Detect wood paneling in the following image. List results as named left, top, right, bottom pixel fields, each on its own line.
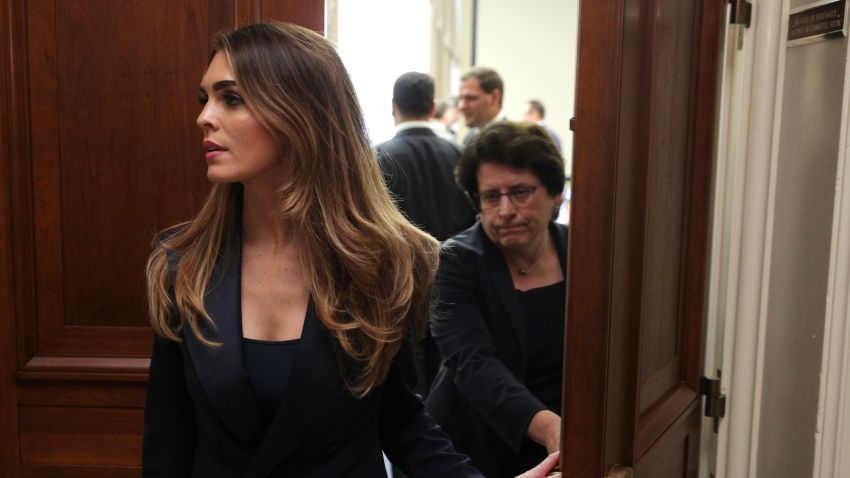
left=637, top=0, right=698, bottom=422
left=1, top=0, right=21, bottom=472
left=17, top=381, right=146, bottom=408
left=21, top=433, right=141, bottom=466
left=22, top=0, right=215, bottom=361
left=20, top=406, right=144, bottom=435
left=21, top=466, right=139, bottom=478
left=17, top=382, right=146, bottom=468
left=564, top=0, right=723, bottom=475
left=634, top=402, right=700, bottom=478
left=257, top=0, right=324, bottom=31
left=1, top=1, right=324, bottom=474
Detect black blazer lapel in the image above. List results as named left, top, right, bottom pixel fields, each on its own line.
left=246, top=302, right=348, bottom=477
left=182, top=240, right=267, bottom=448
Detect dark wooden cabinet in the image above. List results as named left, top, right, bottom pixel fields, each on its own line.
left=0, top=1, right=323, bottom=475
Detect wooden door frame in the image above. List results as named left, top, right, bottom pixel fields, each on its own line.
left=1, top=0, right=25, bottom=472
left=563, top=0, right=725, bottom=475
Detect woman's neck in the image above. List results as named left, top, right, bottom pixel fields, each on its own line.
left=505, top=229, right=563, bottom=289
left=241, top=181, right=289, bottom=249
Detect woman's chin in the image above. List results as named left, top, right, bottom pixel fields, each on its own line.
left=206, top=169, right=237, bottom=184
left=496, top=235, right=528, bottom=251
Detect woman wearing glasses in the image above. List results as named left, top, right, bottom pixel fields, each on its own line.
left=426, top=122, right=567, bottom=478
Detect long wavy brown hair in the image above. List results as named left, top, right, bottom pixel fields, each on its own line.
left=146, top=22, right=439, bottom=397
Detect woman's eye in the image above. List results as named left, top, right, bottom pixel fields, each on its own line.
left=481, top=192, right=500, bottom=203
left=224, top=94, right=244, bottom=106
left=197, top=95, right=208, bottom=105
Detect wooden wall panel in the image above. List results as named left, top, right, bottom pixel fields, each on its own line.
left=2, top=0, right=25, bottom=474
left=634, top=402, right=700, bottom=478
left=21, top=466, right=139, bottom=478
left=17, top=381, right=146, bottom=469
left=1, top=0, right=324, bottom=475
left=258, top=0, right=324, bottom=31
left=19, top=406, right=144, bottom=435
left=22, top=0, right=216, bottom=360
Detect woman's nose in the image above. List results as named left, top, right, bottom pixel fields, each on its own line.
left=496, top=195, right=516, bottom=215
left=196, top=104, right=216, bottom=130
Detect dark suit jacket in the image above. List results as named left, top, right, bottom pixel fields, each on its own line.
left=142, top=239, right=482, bottom=478
left=376, top=126, right=477, bottom=399
left=425, top=222, right=568, bottom=477
left=376, top=127, right=475, bottom=242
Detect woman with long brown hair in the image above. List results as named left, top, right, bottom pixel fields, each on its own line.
left=142, top=22, right=558, bottom=477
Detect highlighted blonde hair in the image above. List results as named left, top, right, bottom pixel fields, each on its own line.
left=146, top=22, right=439, bottom=397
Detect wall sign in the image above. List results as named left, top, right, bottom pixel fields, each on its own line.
left=788, top=0, right=847, bottom=46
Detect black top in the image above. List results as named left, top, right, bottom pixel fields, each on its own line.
left=517, top=280, right=566, bottom=413
left=242, top=337, right=301, bottom=419
left=494, top=280, right=565, bottom=476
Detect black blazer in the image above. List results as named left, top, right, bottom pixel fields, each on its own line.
left=425, top=222, right=568, bottom=477
left=143, top=240, right=481, bottom=478
left=376, top=127, right=475, bottom=242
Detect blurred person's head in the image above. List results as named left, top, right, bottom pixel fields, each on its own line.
left=392, top=71, right=435, bottom=124
left=522, top=99, right=546, bottom=123
left=434, top=96, right=459, bottom=128
left=458, top=67, right=503, bottom=128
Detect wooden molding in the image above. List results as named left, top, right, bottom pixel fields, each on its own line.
left=17, top=356, right=150, bottom=382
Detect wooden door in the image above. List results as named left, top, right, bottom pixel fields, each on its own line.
left=0, top=1, right=323, bottom=475
left=563, top=0, right=724, bottom=476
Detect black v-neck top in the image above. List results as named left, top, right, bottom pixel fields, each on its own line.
left=516, top=279, right=566, bottom=413
left=242, top=337, right=301, bottom=418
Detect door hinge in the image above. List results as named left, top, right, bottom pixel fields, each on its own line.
left=730, top=0, right=752, bottom=28
left=700, top=375, right=726, bottom=432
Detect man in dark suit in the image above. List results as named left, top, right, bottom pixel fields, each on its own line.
left=377, top=72, right=475, bottom=243
left=376, top=72, right=476, bottom=397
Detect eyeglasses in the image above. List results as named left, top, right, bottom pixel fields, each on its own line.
left=475, top=185, right=539, bottom=210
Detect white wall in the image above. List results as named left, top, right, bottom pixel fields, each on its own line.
left=474, top=0, right=578, bottom=173
left=756, top=1, right=846, bottom=476
left=334, top=0, right=431, bottom=145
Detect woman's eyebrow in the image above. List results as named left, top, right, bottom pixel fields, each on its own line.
left=199, top=80, right=238, bottom=93
left=212, top=80, right=237, bottom=91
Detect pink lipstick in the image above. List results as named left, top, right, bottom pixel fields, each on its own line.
left=203, top=140, right=227, bottom=161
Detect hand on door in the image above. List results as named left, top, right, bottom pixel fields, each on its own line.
left=515, top=451, right=561, bottom=478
